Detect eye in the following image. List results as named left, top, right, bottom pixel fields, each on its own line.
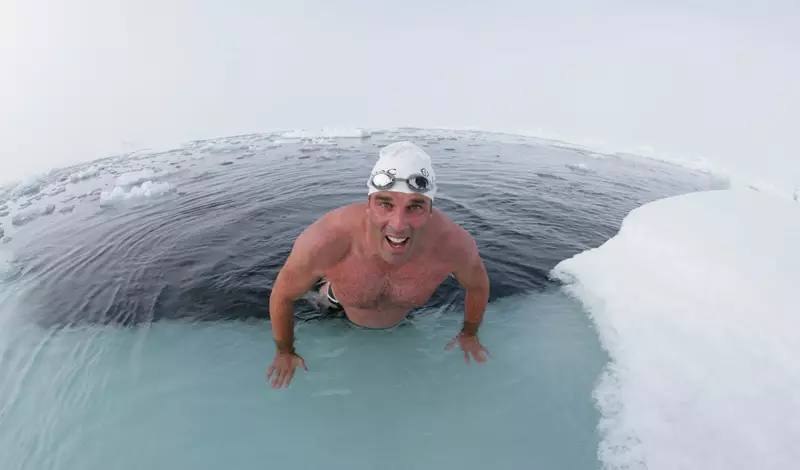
left=381, top=202, right=392, bottom=209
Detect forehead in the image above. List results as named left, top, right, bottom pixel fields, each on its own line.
left=372, top=191, right=430, bottom=206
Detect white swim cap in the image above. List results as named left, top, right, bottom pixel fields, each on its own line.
left=367, top=141, right=437, bottom=201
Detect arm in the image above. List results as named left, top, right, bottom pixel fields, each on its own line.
left=451, top=230, right=490, bottom=336
left=269, top=218, right=349, bottom=354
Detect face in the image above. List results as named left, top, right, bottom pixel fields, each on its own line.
left=365, top=191, right=433, bottom=264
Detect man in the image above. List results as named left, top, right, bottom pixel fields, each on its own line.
left=266, top=141, right=491, bottom=389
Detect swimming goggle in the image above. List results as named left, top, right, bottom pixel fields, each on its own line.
left=369, top=170, right=433, bottom=193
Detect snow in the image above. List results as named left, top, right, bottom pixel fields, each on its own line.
left=550, top=189, right=800, bottom=470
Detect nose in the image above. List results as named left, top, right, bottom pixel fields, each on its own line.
left=387, top=208, right=408, bottom=232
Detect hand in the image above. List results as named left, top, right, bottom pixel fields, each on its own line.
left=446, top=332, right=491, bottom=364
left=266, top=350, right=308, bottom=389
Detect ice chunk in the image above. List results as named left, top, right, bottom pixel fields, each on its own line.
left=100, top=181, right=173, bottom=205
left=0, top=227, right=3, bottom=238
left=45, top=186, right=66, bottom=196
left=207, top=143, right=250, bottom=154
left=11, top=204, right=56, bottom=226
left=68, top=165, right=101, bottom=182
left=10, top=175, right=47, bottom=199
left=565, top=163, right=594, bottom=173
left=550, top=189, right=800, bottom=470
left=116, top=170, right=157, bottom=187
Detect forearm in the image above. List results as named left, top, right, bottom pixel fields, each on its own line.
left=461, top=286, right=489, bottom=335
left=269, top=296, right=296, bottom=354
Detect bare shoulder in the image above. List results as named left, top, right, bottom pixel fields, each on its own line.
left=287, top=204, right=361, bottom=275
left=430, top=209, right=488, bottom=290
left=430, top=209, right=480, bottom=265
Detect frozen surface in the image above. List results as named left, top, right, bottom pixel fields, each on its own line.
left=551, top=189, right=800, bottom=470
left=282, top=127, right=372, bottom=139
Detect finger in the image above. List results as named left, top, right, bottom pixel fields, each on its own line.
left=473, top=349, right=487, bottom=363
left=287, top=366, right=296, bottom=387
left=445, top=340, right=455, bottom=350
left=482, top=346, right=492, bottom=358
left=281, top=366, right=293, bottom=388
left=300, top=358, right=309, bottom=372
left=464, top=350, right=470, bottom=364
left=277, top=370, right=287, bottom=389
left=271, top=370, right=282, bottom=389
left=266, top=365, right=274, bottom=380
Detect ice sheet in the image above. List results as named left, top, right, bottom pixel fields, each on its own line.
left=551, top=189, right=800, bottom=470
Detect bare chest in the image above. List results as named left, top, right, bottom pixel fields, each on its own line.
left=326, top=254, right=453, bottom=310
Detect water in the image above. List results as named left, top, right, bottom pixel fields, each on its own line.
left=0, top=128, right=711, bottom=469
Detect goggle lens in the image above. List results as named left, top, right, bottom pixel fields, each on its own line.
left=372, top=172, right=394, bottom=188
left=409, top=176, right=428, bottom=190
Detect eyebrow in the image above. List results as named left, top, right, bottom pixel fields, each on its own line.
left=374, top=195, right=427, bottom=206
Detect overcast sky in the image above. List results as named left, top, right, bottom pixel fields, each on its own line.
left=1, top=0, right=798, bottom=191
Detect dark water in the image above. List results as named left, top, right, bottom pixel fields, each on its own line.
left=0, top=128, right=713, bottom=470
left=1, top=129, right=710, bottom=328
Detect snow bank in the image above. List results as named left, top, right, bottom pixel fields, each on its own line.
left=550, top=189, right=800, bottom=470
left=281, top=127, right=372, bottom=139
left=100, top=181, right=173, bottom=205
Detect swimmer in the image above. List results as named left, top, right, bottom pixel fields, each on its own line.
left=266, top=141, right=491, bottom=389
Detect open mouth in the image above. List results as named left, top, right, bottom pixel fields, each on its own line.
left=385, top=236, right=409, bottom=248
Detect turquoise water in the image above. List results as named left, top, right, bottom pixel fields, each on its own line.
left=1, top=290, right=606, bottom=470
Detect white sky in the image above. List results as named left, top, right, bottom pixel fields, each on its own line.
left=1, top=0, right=798, bottom=192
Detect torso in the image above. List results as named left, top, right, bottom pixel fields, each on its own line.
left=320, top=204, right=460, bottom=328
